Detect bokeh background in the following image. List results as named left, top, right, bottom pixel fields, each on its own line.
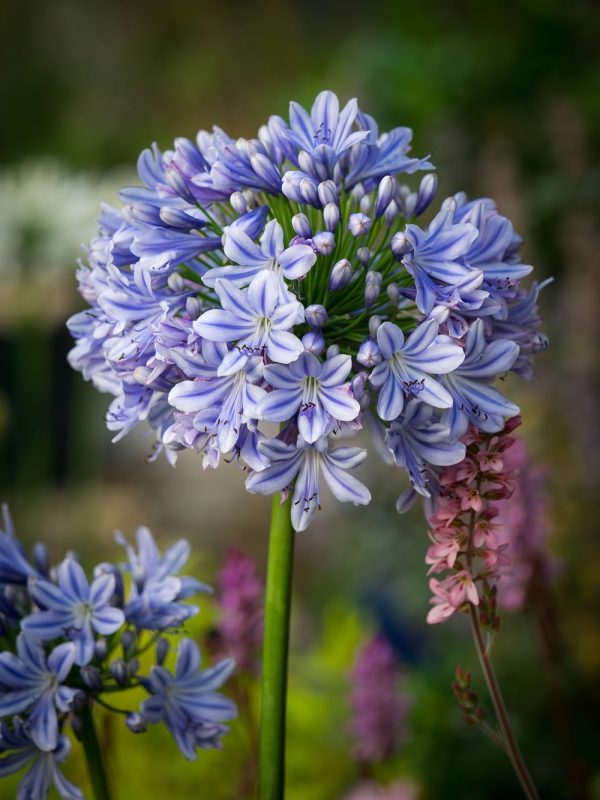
left=1, top=1, right=599, bottom=798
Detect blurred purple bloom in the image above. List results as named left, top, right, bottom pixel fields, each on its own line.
left=22, top=559, right=124, bottom=666
left=140, top=638, right=237, bottom=759
left=0, top=505, right=41, bottom=586
left=0, top=635, right=76, bottom=752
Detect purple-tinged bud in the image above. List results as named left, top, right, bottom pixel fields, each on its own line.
left=387, top=283, right=400, bottom=304
left=359, top=393, right=371, bottom=411
left=364, top=271, right=382, bottom=307
left=128, top=658, right=140, bottom=676
left=375, top=175, right=397, bottom=217
left=312, top=231, right=335, bottom=255
left=110, top=659, right=128, bottom=687
left=33, top=542, right=49, bottom=576
left=298, top=150, right=317, bottom=176
left=168, top=272, right=185, bottom=293
left=390, top=231, right=412, bottom=258
left=81, top=665, right=103, bottom=692
left=302, top=330, right=325, bottom=356
left=230, top=191, right=247, bottom=215
left=121, top=630, right=136, bottom=656
left=357, top=246, right=371, bottom=266
left=413, top=173, right=438, bottom=216
left=305, top=304, right=328, bottom=327
left=403, top=193, right=417, bottom=216
left=242, top=189, right=257, bottom=209
left=126, top=713, right=147, bottom=734
left=384, top=200, right=400, bottom=227
left=186, top=296, right=202, bottom=318
left=351, top=371, right=368, bottom=399
left=323, top=203, right=340, bottom=232
left=292, top=213, right=312, bottom=239
left=348, top=213, right=372, bottom=237
left=360, top=194, right=372, bottom=215
left=250, top=152, right=281, bottom=188
left=282, top=171, right=319, bottom=206
left=368, top=315, right=382, bottom=338
left=300, top=177, right=319, bottom=206
left=357, top=337, right=382, bottom=367
left=93, top=562, right=123, bottom=605
left=318, top=180, right=338, bottom=207
left=156, top=638, right=169, bottom=666
left=328, top=258, right=353, bottom=291
left=326, top=344, right=340, bottom=359
left=71, top=691, right=88, bottom=715
left=94, top=638, right=108, bottom=661
left=350, top=182, right=366, bottom=204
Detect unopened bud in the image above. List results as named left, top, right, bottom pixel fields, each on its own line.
left=229, top=191, right=247, bottom=215
left=110, top=659, right=128, bottom=687
left=357, top=246, right=370, bottom=266
left=357, top=337, right=382, bottom=367
left=387, top=283, right=400, bottom=304
left=348, top=213, right=372, bottom=237
left=375, top=175, right=397, bottom=217
left=81, top=665, right=103, bottom=692
left=323, top=203, right=340, bottom=232
left=328, top=259, right=353, bottom=291
left=32, top=542, right=50, bottom=576
left=390, top=231, right=412, bottom=258
left=350, top=182, right=366, bottom=204
left=121, top=630, right=136, bottom=656
left=312, top=231, right=335, bottom=255
left=305, top=304, right=328, bottom=327
left=302, top=330, right=325, bottom=356
left=326, top=344, right=340, bottom=359
left=126, top=713, right=147, bottom=734
left=292, top=213, right=311, bottom=239
left=384, top=199, right=400, bottom=227
left=414, top=173, right=438, bottom=216
left=318, top=180, right=338, bottom=207
left=359, top=194, right=372, bottom=215
left=368, top=315, right=382, bottom=338
left=94, top=638, right=108, bottom=661
left=364, top=271, right=382, bottom=307
left=156, top=638, right=169, bottom=666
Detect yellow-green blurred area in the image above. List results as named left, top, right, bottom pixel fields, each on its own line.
left=0, top=0, right=599, bottom=798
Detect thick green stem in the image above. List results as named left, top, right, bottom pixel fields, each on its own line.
left=80, top=703, right=112, bottom=800
left=258, top=494, right=295, bottom=800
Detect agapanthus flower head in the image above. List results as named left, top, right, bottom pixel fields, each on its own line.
left=68, top=89, right=549, bottom=531
left=0, top=508, right=237, bottom=798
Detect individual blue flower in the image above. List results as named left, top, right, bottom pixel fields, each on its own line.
left=0, top=505, right=41, bottom=586
left=245, top=436, right=371, bottom=532
left=399, top=199, right=481, bottom=314
left=116, top=526, right=210, bottom=631
left=0, top=634, right=76, bottom=751
left=22, top=559, right=124, bottom=666
left=202, top=218, right=316, bottom=288
left=0, top=719, right=83, bottom=800
left=440, top=319, right=520, bottom=439
left=140, top=638, right=236, bottom=759
left=385, top=401, right=466, bottom=498
left=369, top=320, right=465, bottom=421
left=258, top=351, right=360, bottom=443
left=194, top=271, right=305, bottom=364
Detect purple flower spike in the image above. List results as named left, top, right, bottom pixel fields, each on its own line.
left=22, top=558, right=124, bottom=666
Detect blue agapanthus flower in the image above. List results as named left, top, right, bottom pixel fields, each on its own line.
left=140, top=638, right=237, bottom=759
left=67, top=89, right=549, bottom=529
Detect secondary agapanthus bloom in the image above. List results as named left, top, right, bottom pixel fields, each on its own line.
left=140, top=638, right=237, bottom=759
left=22, top=558, right=124, bottom=666
left=67, top=89, right=549, bottom=530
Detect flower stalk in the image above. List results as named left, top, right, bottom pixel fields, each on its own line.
left=258, top=493, right=295, bottom=800
left=80, top=703, right=112, bottom=800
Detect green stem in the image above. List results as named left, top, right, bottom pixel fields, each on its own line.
left=80, top=703, right=112, bottom=800
left=258, top=493, right=295, bottom=800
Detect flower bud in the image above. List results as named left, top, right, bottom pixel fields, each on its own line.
left=383, top=199, right=400, bottom=227
left=359, top=393, right=371, bottom=411
left=229, top=191, right=247, bottom=215
left=305, top=304, right=328, bottom=327
left=368, top=315, right=382, bottom=338
left=375, top=175, right=397, bottom=217
left=318, top=180, right=338, bottom=207
left=323, top=202, right=340, bottom=232
left=186, top=296, right=202, bottom=319
left=348, top=213, right=372, bottom=237
left=300, top=177, right=319, bottom=206
left=413, top=173, right=438, bottom=216
left=94, top=638, right=108, bottom=661
left=242, top=189, right=257, bottom=209
left=312, top=231, right=335, bottom=255
left=350, top=182, right=366, bottom=204
left=126, top=713, right=147, bottom=734
left=328, top=258, right=353, bottom=291
left=250, top=152, right=280, bottom=188
left=359, top=194, right=372, bottom=215
left=92, top=562, right=124, bottom=606
left=403, top=192, right=417, bottom=216
left=121, top=629, right=136, bottom=656
left=128, top=658, right=140, bottom=676
left=302, top=330, right=325, bottom=356
left=292, top=213, right=311, bottom=239
left=156, top=638, right=170, bottom=666
left=326, top=344, right=340, bottom=359
left=71, top=691, right=88, bottom=714
left=351, top=371, right=368, bottom=399
left=390, top=231, right=412, bottom=258
left=357, top=337, right=382, bottom=367
left=81, top=665, right=103, bottom=692
left=387, top=283, right=400, bottom=304
left=33, top=542, right=50, bottom=576
left=110, top=659, right=129, bottom=687
left=167, top=272, right=185, bottom=293
left=357, top=246, right=371, bottom=266
left=364, top=271, right=382, bottom=307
